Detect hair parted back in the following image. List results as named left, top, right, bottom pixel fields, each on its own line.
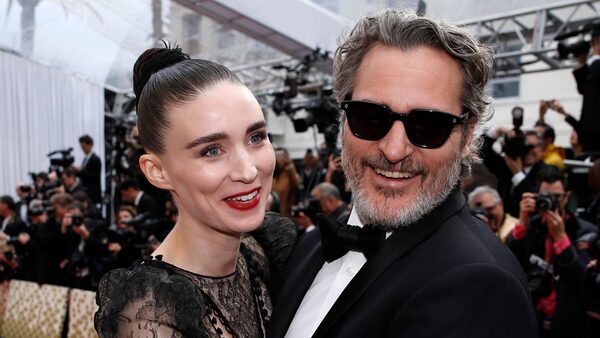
left=133, top=41, right=242, bottom=154
left=333, top=9, right=494, bottom=163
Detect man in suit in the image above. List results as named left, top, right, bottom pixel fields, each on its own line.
left=268, top=9, right=538, bottom=338
left=119, top=179, right=160, bottom=219
left=572, top=28, right=600, bottom=153
left=73, top=134, right=102, bottom=204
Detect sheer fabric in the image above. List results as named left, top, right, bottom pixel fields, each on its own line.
left=95, top=213, right=296, bottom=338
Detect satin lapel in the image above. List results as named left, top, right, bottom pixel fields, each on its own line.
left=312, top=190, right=466, bottom=338
left=268, top=230, right=325, bottom=338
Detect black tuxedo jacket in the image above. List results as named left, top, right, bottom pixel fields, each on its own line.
left=573, top=60, right=600, bottom=152
left=79, top=153, right=102, bottom=203
left=268, top=191, right=538, bottom=338
left=136, top=193, right=160, bottom=219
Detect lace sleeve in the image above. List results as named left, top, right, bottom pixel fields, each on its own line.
left=250, top=212, right=297, bottom=282
left=95, top=262, right=209, bottom=338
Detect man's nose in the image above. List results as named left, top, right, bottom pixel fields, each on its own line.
left=376, top=121, right=415, bottom=163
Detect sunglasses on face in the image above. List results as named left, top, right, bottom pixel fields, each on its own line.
left=341, top=100, right=469, bottom=149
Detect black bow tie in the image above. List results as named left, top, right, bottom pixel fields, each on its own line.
left=318, top=213, right=385, bottom=263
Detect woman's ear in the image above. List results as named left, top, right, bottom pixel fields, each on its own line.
left=139, top=154, right=173, bottom=190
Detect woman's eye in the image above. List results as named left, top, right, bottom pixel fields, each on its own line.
left=200, top=145, right=222, bottom=157
left=249, top=132, right=267, bottom=145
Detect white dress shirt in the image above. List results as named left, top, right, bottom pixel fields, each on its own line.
left=285, top=208, right=367, bottom=338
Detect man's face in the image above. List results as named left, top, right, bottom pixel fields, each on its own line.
left=524, top=134, right=543, bottom=166
left=80, top=142, right=92, bottom=155
left=312, top=190, right=334, bottom=215
left=470, top=192, right=503, bottom=232
left=120, top=188, right=136, bottom=203
left=62, top=174, right=75, bottom=189
left=342, top=45, right=472, bottom=229
left=0, top=202, right=7, bottom=217
left=539, top=181, right=569, bottom=215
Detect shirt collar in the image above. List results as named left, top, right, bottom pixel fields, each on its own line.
left=587, top=54, right=600, bottom=66
left=134, top=191, right=143, bottom=206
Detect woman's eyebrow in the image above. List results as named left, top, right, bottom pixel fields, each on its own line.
left=184, top=132, right=226, bottom=150
left=247, top=121, right=267, bottom=133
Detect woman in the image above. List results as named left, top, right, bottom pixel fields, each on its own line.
left=95, top=45, right=295, bottom=338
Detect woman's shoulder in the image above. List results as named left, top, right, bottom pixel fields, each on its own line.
left=95, top=258, right=208, bottom=337
left=247, top=212, right=297, bottom=277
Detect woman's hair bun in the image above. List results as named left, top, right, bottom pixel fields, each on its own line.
left=133, top=41, right=190, bottom=107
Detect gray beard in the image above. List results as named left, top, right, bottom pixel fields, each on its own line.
left=342, top=147, right=462, bottom=232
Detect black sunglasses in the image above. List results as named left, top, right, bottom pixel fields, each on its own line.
left=341, top=100, right=469, bottom=149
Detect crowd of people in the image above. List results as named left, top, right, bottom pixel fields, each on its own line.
left=2, top=8, right=600, bottom=338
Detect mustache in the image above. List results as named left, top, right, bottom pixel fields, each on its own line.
left=361, top=155, right=428, bottom=176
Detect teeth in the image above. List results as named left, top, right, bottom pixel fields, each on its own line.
left=229, top=190, right=258, bottom=202
left=374, top=168, right=414, bottom=179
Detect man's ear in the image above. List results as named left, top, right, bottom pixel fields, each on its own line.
left=139, top=154, right=173, bottom=191
left=462, top=123, right=476, bottom=159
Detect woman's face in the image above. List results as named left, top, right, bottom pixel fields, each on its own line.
left=157, top=82, right=275, bottom=236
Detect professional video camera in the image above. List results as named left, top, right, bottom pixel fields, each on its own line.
left=555, top=21, right=600, bottom=60
left=265, top=49, right=340, bottom=155
left=47, top=148, right=75, bottom=169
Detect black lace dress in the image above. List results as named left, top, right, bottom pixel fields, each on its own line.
left=94, top=212, right=296, bottom=338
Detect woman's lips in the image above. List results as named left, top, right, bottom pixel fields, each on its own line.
left=224, top=188, right=261, bottom=211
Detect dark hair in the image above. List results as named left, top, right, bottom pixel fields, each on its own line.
left=79, top=134, right=94, bottom=145
left=133, top=43, right=243, bottom=154
left=50, top=193, right=74, bottom=208
left=538, top=166, right=566, bottom=189
left=119, top=178, right=141, bottom=192
left=542, top=126, right=556, bottom=143
left=63, top=166, right=77, bottom=178
left=0, top=195, right=15, bottom=211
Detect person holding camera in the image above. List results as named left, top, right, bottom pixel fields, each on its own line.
left=0, top=195, right=32, bottom=280
left=572, top=28, right=600, bottom=154
left=481, top=127, right=553, bottom=216
left=508, top=167, right=598, bottom=337
left=468, top=186, right=518, bottom=243
left=103, top=206, right=142, bottom=271
left=27, top=199, right=62, bottom=285
left=293, top=182, right=350, bottom=235
left=58, top=202, right=106, bottom=290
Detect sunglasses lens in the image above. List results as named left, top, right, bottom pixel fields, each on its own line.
left=405, top=110, right=458, bottom=148
left=343, top=101, right=391, bottom=140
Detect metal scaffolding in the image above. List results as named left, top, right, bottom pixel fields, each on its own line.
left=459, top=0, right=600, bottom=78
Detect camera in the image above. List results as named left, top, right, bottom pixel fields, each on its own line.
left=502, top=135, right=533, bottom=160
left=535, top=193, right=558, bottom=212
left=19, top=185, right=32, bottom=193
left=71, top=214, right=84, bottom=227
left=291, top=197, right=322, bottom=221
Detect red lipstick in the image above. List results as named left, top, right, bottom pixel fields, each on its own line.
left=223, top=188, right=261, bottom=211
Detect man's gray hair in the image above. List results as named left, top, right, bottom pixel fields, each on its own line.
left=467, top=186, right=501, bottom=207
left=333, top=9, right=494, bottom=172
left=312, top=182, right=342, bottom=201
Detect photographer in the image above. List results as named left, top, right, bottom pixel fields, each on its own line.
left=272, top=148, right=300, bottom=217
left=27, top=199, right=62, bottom=285
left=103, top=206, right=142, bottom=270
left=481, top=127, right=553, bottom=216
left=292, top=182, right=350, bottom=235
left=468, top=186, right=518, bottom=243
left=0, top=195, right=33, bottom=281
left=572, top=27, right=600, bottom=153
left=507, top=167, right=598, bottom=337
left=58, top=202, right=106, bottom=290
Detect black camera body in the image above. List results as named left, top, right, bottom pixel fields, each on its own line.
left=71, top=214, right=84, bottom=227
left=503, top=135, right=533, bottom=160
left=291, top=197, right=322, bottom=221
left=536, top=193, right=558, bottom=212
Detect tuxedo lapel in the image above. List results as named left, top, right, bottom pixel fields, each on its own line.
left=268, top=230, right=325, bottom=338
left=312, top=190, right=466, bottom=337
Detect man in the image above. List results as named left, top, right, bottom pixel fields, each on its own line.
left=572, top=28, right=600, bottom=153
left=73, top=135, right=102, bottom=203
left=508, top=167, right=597, bottom=337
left=0, top=195, right=33, bottom=280
left=62, top=166, right=88, bottom=196
left=268, top=10, right=537, bottom=338
left=481, top=127, right=552, bottom=216
left=293, top=182, right=351, bottom=234
left=119, top=178, right=159, bottom=218
left=467, top=186, right=518, bottom=243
